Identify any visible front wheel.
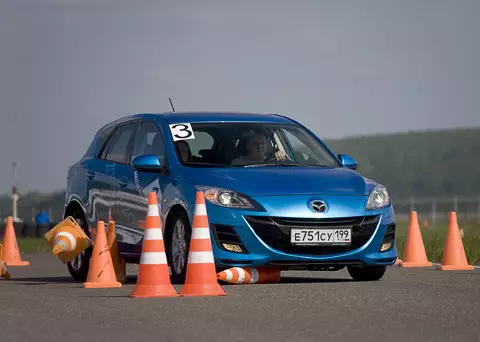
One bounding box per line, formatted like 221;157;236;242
347;265;386;281
66;208;93;282
166;210;192;284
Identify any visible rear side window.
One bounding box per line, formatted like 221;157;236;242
84;126;114;158
103;122;139;163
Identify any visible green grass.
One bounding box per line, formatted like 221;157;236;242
11;221;480;265
16;237;51;253
395;220;480;265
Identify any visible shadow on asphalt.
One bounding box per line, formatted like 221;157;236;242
8;275;357;287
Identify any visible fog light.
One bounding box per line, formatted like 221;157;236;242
381;241;393;252
222;243;243;253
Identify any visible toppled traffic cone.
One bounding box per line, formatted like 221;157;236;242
83;221;122;288
217;267;281;284
179;191;226;297
130;192;178;298
399;211;433;268
1;216;29;266
44;216;91;263
0;244;11;280
436;212;474;271
106;220;126;283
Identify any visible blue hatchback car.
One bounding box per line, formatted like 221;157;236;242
64;112;397;283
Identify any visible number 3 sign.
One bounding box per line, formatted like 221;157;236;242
169;123;196;141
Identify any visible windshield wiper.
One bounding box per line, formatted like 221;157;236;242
244;162;301;168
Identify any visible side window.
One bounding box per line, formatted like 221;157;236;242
104;122;138;163
84;126;114;158
130;121;166;165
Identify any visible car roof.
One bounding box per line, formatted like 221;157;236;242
98;111;295;132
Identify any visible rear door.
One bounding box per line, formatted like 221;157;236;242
83;125;116;234
114;119;171;254
95;120;140;236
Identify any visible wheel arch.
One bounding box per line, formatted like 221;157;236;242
64;200;85;218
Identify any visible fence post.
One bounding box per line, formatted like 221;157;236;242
410;197;415;211
454;196;458;213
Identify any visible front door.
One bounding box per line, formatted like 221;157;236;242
114;119;171;257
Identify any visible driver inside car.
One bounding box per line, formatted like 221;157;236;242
230;130;292;165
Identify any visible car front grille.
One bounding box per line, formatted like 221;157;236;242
243;215;381;255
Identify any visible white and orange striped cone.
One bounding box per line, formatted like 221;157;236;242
179;191;226;297
217;267;281;284
130;192;179;298
44;216;92;263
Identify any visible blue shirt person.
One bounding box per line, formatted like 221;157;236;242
35;209;51;225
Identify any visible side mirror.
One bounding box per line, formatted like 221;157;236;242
132;154;167;173
338;154;358;170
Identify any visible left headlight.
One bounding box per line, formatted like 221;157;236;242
195;186;260;210
366;185;390;210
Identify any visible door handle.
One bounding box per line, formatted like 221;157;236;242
117;176;128;189
86;169;95;180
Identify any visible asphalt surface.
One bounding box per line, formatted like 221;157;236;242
1;253;480;342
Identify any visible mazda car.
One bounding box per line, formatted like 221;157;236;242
63;112;397;283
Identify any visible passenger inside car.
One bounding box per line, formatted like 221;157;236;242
175;140;192;163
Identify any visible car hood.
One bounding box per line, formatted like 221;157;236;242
185;167;377;196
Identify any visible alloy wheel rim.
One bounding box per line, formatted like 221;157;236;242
171;219;187;275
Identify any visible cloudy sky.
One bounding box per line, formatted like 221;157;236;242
0;0;479;194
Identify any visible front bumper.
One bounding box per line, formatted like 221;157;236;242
205;196;397;270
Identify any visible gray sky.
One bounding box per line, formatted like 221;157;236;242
1;0;479;195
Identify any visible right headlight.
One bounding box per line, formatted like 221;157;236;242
195;185;262;210
366;185;390;210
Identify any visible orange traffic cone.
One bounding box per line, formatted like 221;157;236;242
130;192;178;298
436;212;474;271
179;191;226;297
83;221;122;288
217;267;281;284
399;211;432;268
0;244;11;280
106;220;127;283
44;216;91;263
1;216;29;266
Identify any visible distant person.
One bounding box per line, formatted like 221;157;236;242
35;209;51;235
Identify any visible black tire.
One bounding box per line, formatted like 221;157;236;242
165;210;192;285
65;207;93;282
347;265;387;281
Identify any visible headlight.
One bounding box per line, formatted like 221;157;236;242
366;185;390;210
195;186;259;210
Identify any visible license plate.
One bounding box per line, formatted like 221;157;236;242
290;228;352;246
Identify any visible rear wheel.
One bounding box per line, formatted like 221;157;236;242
65;207;93;282
347;265;386;281
165;210;192;284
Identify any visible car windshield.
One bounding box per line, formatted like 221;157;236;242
170;122;341;168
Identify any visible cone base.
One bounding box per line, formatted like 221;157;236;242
436;264;475;271
179;283;227;297
399;261;433;268
5;260;29;267
129;284;179;298
83;281;122;289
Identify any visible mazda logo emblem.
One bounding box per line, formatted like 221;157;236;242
310;200;328;213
